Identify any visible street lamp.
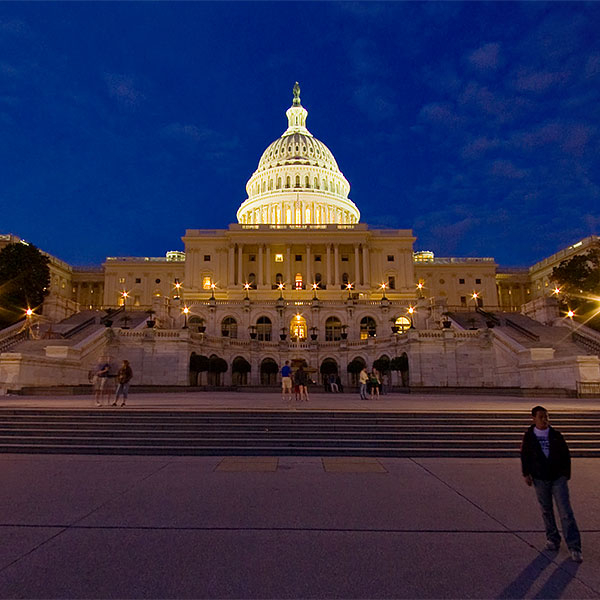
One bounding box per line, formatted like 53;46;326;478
243;282;251;300
173;279;182;300
310;326;319;341
210;283;216;300
471;291;479;310
417;282;424;298
182;306;190;329
380;282;388;300
277;282;285;299
345;282;353;301
311;282;319;300
121;291;129;308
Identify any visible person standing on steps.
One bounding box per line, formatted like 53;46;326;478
294;365;309;402
281;360;292;403
359;367;368;400
520;405;583;563
113;360;133;407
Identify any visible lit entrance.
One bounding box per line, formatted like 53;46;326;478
290;314;307;340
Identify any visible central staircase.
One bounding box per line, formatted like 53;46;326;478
0;409;599;457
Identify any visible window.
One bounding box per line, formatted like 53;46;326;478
325;317;342;341
275;254;283;262
387;255;394;262
204;255;211;262
439;279;445;284
360;316;377;339
394;316;411;334
119;277;126;284
295;255;302;261
248;273;256;289
135;278;141;284
134;295;140;306
459;278;465;284
460;296;467;306
315;255;321;262
249;255;256;262
221;317;238;338
341;255;349;262
256;316;272;341
295;272;303;289
388;276;396;290
155;278;161;284
475;278;481;284
295;175;300;187
203;277;212;289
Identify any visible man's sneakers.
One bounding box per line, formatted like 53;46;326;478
570;550;583;563
545;541;559;551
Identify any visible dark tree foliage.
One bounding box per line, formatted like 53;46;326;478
373;356;391;374
232;357;251;373
260;359;279;375
208;356;228;373
0;243;50;328
346;358;365;374
390;355;409;372
320;360;338;375
190;353;209;372
551;248;600;329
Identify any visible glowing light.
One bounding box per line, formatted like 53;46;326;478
407;306;415;315
210;283;216;290
552;286;561;295
121;291;129;299
472;292;479;299
25;308;34;317
174;282;182;290
243;283;251;290
567;310;575;318
380;282;387;290
278;282;285;291
346;282;353;291
311;283;319;291
417;282;424;290
182;306;190;315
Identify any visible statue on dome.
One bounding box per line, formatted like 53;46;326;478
293;81;301;106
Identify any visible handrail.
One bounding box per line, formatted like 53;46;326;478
572;331;600;355
0;330;28;353
476;307;501;325
62;316;97;338
505;318;540;342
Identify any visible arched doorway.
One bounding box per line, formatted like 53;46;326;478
260;357;279;385
290;314;307;340
391;352;410;387
232;356;251;386
207;354;228;386
325;316;342;341
320;358;339;392
347;356;366;387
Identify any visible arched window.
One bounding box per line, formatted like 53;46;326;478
314;177;319;189
394;316;411;334
295;175;301;187
360;316;377;339
305;208;311;222
275;272;283;285
305;176;310;188
323;179;328;191
290;314;307;340
248;272;256;289
256;316;272;341
341;272;349;289
221;317;238;338
295;272;303;290
315;272;322;285
286;207;292;223
325;316;342;341
277;177;281;189
261;181;266;193
286;176;291;189
268;179;273;190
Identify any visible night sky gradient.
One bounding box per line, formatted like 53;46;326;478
1;2;599;267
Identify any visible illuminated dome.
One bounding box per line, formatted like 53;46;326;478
237;83;360;226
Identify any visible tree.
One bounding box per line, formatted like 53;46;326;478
551;248;600;329
373;356;391;374
0;243;50;328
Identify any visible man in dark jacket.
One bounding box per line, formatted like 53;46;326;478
520;405;582;562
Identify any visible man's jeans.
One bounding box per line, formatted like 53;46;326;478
115;383;130;401
359;383;367;399
533;476;581;551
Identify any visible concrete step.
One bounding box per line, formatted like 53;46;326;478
1;409;599;457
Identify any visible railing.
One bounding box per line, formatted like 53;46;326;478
576;381;600;398
476;307;501;325
0;330;28;353
505;318;540;342
572;331;600;355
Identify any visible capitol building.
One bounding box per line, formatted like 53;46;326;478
1;85;599;394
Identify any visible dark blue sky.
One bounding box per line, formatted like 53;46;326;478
1;2;599;267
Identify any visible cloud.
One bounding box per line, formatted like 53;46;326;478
461;136;500;159
490;159;527;180
467;43;501;71
512;69;569;93
0;18;29;36
418;102;463;128
104;73;145;106
160;122;240;160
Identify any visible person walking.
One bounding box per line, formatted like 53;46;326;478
328;373;339;393
359;367;368;400
520;405;583;562
113;360;133;407
294;365;309;402
281;360;293;403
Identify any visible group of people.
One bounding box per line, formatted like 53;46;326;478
358;367;382;400
90;357;133;407
280;361;311;403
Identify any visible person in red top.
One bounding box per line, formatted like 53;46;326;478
520;405;582;562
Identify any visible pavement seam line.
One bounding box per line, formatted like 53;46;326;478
409;457;600;596
0;459;175;575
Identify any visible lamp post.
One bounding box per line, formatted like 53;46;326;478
471;291;479;310
248;324;257;340
310;326;319;341
277;282;285;300
345;282;353;300
243;282;251;300
417;282;424;298
210;283;216;300
380;282;388;300
311;282;319;300
182;306;189;329
25;308;34;339
121;291;128;311
174;279;182;300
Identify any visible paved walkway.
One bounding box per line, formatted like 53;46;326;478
0;392;598;598
1;389;599;412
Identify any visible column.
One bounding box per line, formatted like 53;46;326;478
305;244;312;285
334;244;340;287
285;245;292;286
228;245;235;288
362;245;370;288
326;244;332;286
258;245;264;287
354;244;360;287
265;245;272;288
237;244;243;286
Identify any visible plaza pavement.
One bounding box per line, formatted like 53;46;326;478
0;390;598;598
